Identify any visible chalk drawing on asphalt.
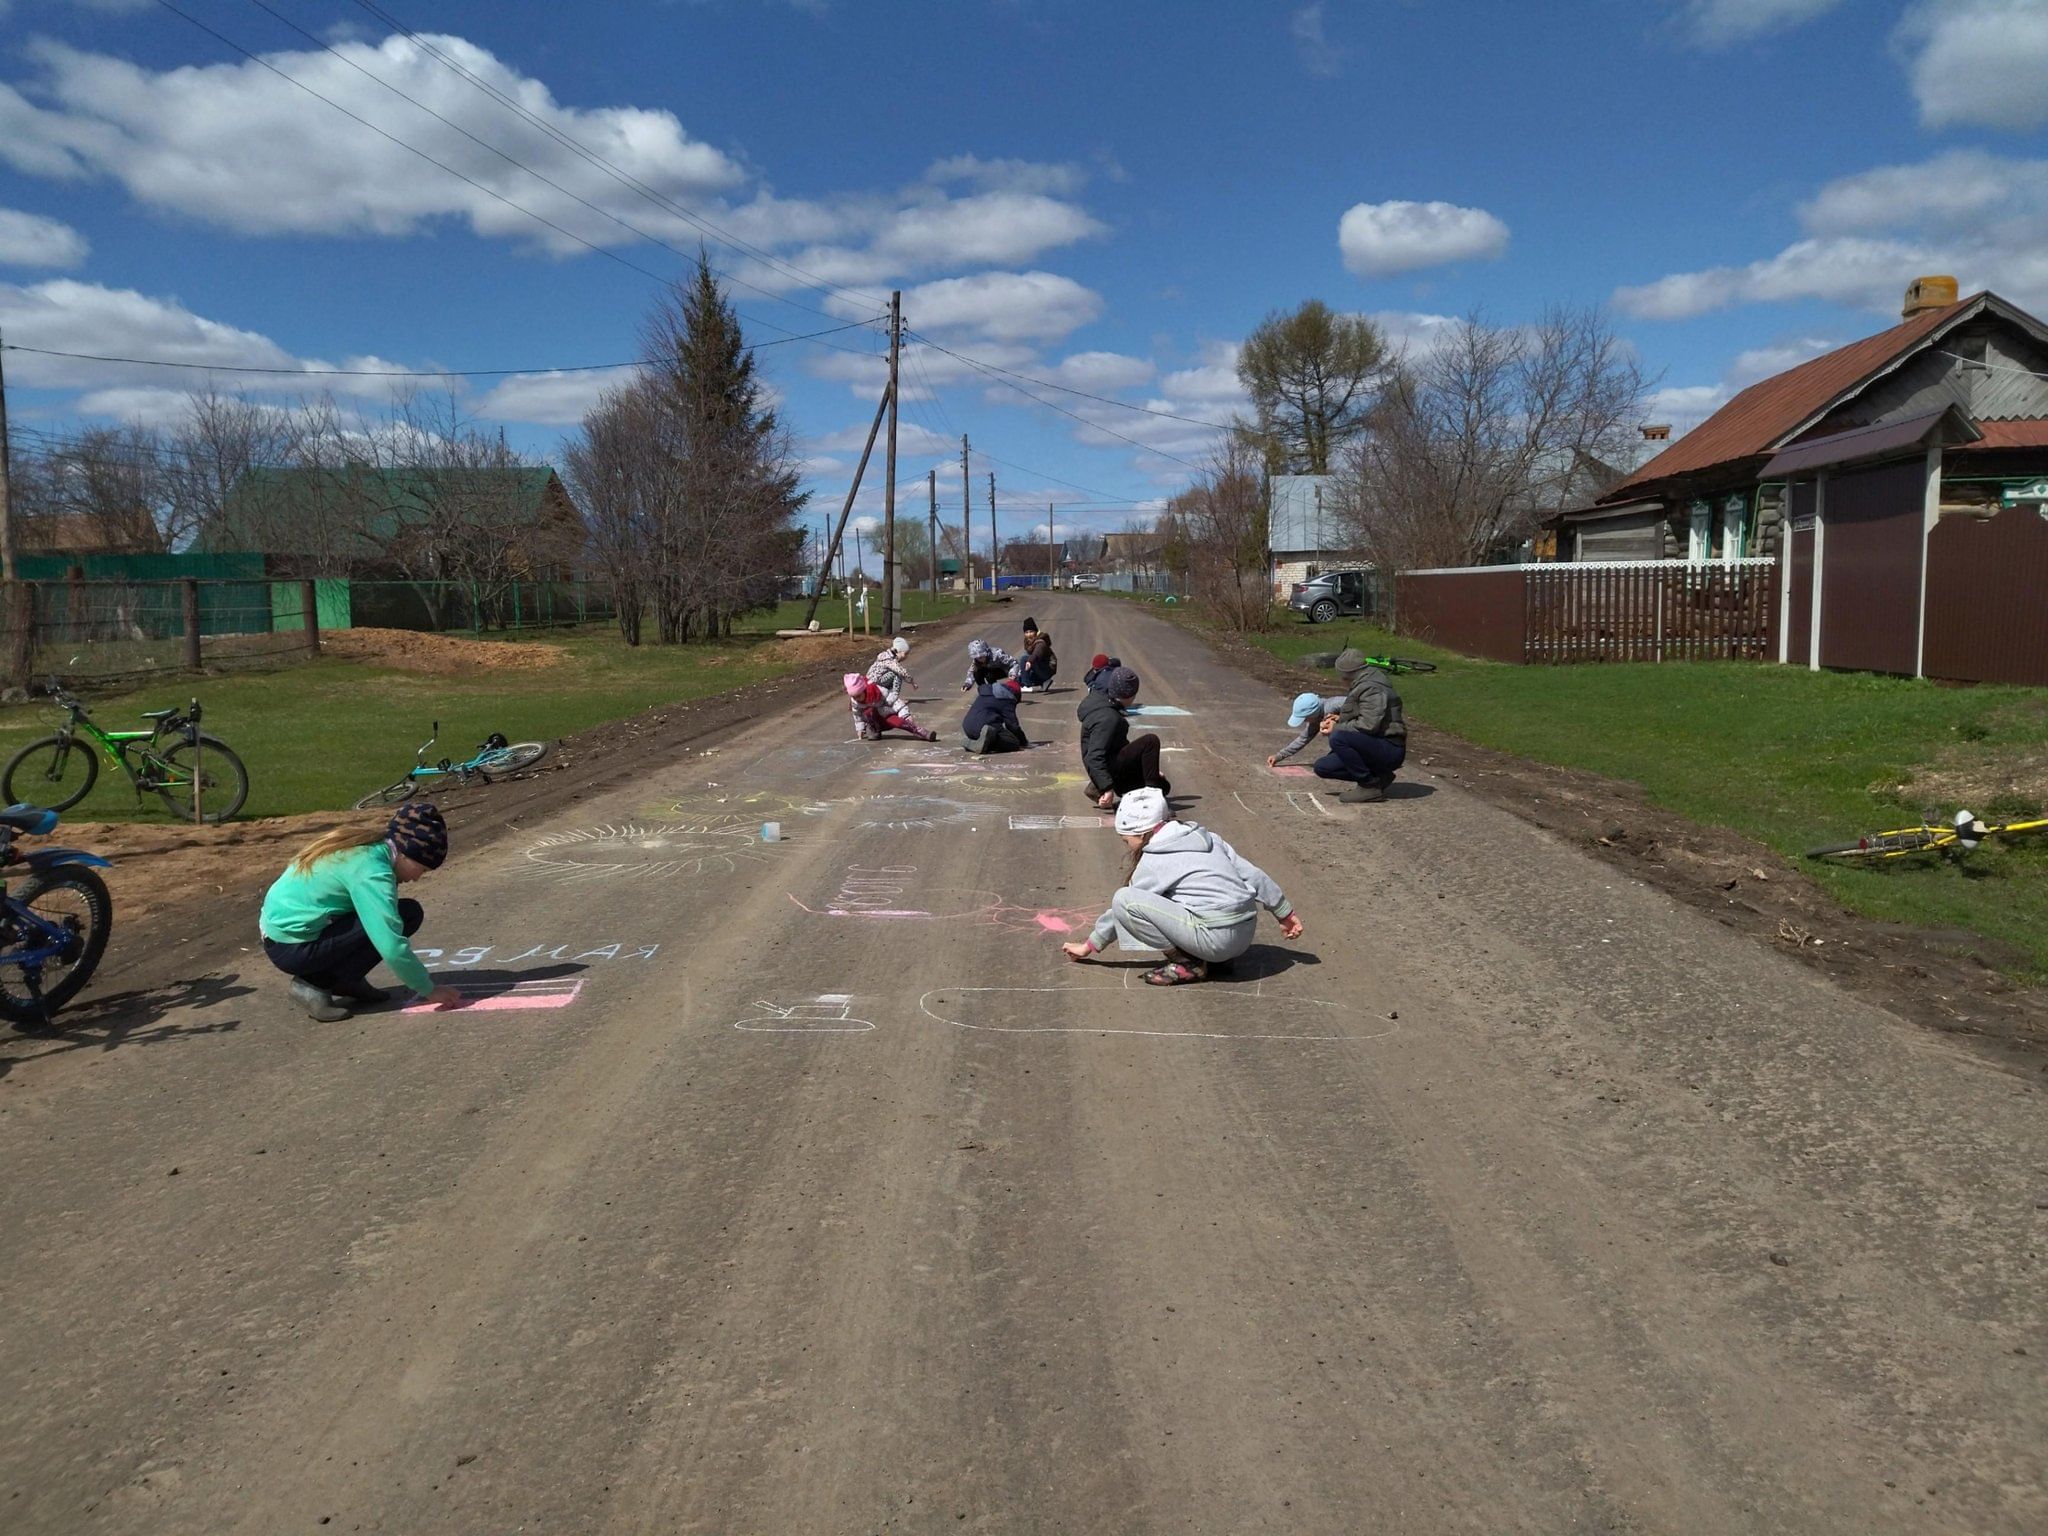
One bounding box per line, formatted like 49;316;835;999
1271;764;1315;777
1007;814;1110;831
652;788;836;822
523;822;772;883
734;996;875;1033
401;978;585;1014
1125;705;1193;717
421;942;658;968
917;984;1399;1043
841;794;999;830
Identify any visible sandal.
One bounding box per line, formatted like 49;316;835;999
1142;958;1207;986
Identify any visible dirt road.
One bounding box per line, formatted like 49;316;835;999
2;596;2041;1533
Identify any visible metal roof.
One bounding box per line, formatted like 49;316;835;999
1602;294;1990;501
1760;406;1979;478
1955;418;2048;452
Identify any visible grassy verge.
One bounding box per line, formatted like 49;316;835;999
733;591;973;634
1197;605;2048;978
0;626;871;823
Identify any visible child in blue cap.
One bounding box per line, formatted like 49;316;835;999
1267;689;1346;769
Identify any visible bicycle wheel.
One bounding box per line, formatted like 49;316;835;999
353;778;420;812
2;735;98;813
475;740;549;777
150;735;249;824
0;866;113;1026
1385;657;1438;674
1804;829;1945;861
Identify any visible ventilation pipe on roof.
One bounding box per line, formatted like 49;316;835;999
1641;424;1672;441
1903;275;1959;319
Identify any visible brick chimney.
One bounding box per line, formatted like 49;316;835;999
1641;424;1672;442
1903;275;1958;319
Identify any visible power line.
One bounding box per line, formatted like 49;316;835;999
239;0;856;327
345;0;891;312
1;318;878;378
150;0;881;356
911;331;1238;431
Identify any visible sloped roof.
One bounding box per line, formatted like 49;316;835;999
1957;417;2048;451
217;465;570;551
17;509;165;555
1602;294;1986;502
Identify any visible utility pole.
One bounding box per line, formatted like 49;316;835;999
961;434;974;605
988;471;999;594
1048;503;1056;589
927;469;938;597
801;377;891;628
882;290;901;636
0;330;14;583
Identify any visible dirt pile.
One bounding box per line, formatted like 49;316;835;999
323;628;566;674
59;811;380;927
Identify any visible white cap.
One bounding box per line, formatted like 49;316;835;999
1114;787;1170;835
890;635;910;656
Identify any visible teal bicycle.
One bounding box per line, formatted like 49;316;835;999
354;722;550;810
3;681;248;823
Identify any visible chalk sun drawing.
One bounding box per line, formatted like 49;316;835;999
841;794;999;830
919;983;1401;1043
523;822;772;883
1008;814;1109;831
651;788;836;823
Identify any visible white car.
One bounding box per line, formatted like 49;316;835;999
1067;573;1102;591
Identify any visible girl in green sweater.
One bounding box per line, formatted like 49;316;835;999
259;802;463;1021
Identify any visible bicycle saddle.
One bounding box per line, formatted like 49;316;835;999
0;804;59;835
140;708;179;722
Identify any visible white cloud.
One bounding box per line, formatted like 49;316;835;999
473;368;637;427
0;34;745;250
1644;383;1734;421
809;419;953;455
1617;149;2048;319
1291;4;1343;76
924;155;1087;198
0;207;87;267
888;270;1103;344
1050;351;1154;392
0;278;304;389
1678;0;1844;46
1897;0;2048;131
1339;200;1508;278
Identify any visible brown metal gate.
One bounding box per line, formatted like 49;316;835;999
1922;505;2048;686
1817;458;1925;676
1785;482;1815;667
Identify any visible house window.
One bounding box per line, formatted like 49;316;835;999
1720;494;1746;562
1687;500;1711;562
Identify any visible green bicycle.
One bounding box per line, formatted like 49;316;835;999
2;681;249;824
1302;649;1438;675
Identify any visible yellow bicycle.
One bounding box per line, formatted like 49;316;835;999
1805;810;2048;863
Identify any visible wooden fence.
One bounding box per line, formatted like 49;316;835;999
1396;560;1779;664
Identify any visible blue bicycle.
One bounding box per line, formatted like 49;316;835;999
353;721;550;810
0;804;113;1027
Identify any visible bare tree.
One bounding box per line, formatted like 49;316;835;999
1169;438;1270;630
1237;300;1389;473
162;387;291;551
1338;306;1648;577
19;424;167;551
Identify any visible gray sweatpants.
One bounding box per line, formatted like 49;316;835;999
1104;888;1257;962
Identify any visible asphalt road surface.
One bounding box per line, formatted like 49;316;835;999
2;595;2042;1534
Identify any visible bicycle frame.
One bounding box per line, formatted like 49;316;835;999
43;689;202;790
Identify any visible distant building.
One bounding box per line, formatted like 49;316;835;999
1267;474;1345;594
17;507;165;558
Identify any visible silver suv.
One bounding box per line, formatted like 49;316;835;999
1287;568;1375;624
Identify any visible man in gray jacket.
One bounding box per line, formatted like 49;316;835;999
1312;647;1407;803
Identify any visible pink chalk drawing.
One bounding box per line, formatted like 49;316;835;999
1035;912;1075;933
402;978;585;1014
1271;764;1315;777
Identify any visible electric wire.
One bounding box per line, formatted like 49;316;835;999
344;0;891;311
150;0;882;355
240;0;857;326
910;331;1237;432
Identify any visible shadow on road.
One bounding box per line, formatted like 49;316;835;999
1216;944;1321;981
0;973;254;1079
1386;782;1436;801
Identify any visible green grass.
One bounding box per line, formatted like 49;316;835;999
1222;609;2048;978
0;626;861;824
733;590;973;634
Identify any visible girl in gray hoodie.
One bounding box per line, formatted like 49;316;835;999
1061;788;1305;985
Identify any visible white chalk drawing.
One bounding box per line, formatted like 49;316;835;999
919;983;1400;1043
652;788;837;823
524;822;773;883
1286;792;1334;818
786;884;1094;932
421;941;660;967
1008;814;1109;831
1125;705;1193;717
734;995;875;1033
842;794;999;830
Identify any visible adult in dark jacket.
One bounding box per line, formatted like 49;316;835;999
962;677;1029;754
1077;666;1169;809
1312;647;1407;803
1018;618;1057;690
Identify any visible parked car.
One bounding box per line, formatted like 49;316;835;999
1067;573;1102;591
1287;568;1376;623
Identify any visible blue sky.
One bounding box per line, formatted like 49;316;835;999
3;0;2046;541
